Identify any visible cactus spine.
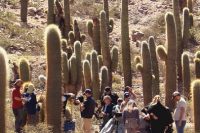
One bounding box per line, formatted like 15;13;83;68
91;50;100;100
156;13;177;109
182;8;190;49
83;60;92;89
62;52;69;85
100;10;112;85
87;18;101;54
121;0;132;87
182;53;191;99
45;24;62;132
20;0;28;22
100;66;109;96
148;36;160;96
64;0;71;39
47;0;55;24
136;42;152;106
19;58;30;82
173;0;183;90
0;47;8;133
192;80;200;132
111;46;119;72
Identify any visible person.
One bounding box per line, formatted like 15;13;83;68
145;95;174;133
123;86;137;100
122;100;140;133
101;86;119;106
120;92;131;111
112;98;124;133
12;79;24;133
80;89;96;133
24;83;37;125
101;95;114;129
173;91;187;133
38;74;46;90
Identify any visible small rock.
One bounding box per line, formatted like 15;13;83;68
28;7;37;16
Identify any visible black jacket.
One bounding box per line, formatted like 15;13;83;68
81;96;96;118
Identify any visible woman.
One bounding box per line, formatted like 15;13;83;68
25;83;37;125
123;100;139;133
101;95;114;129
144;95;173;133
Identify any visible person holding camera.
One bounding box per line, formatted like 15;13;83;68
80;89;96;133
101;86;119;106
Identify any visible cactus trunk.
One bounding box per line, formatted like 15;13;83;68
0;47;8;133
173;0;183;90
192;80;200;132
182;53;191;99
19;58;30;82
47;0;55;24
148;36;160;96
62;52;69;85
100;11;112;85
45;25;62;132
64;0;71;39
83;60;92;89
20;0;28;22
100;66;109;96
121;0;132;87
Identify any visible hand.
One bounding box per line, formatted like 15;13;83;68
150;113;158;120
178;120;182;127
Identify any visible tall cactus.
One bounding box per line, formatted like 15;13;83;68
85;52;91;63
69;55;77;85
62;52;69;85
87;18;101;54
64;0;71;39
0;47;8;133
100;10;112;85
100;66;109;96
45;24;62;132
103;0;113;33
91;50;100;100
148;36;160;96
20;0;28;22
19;58;30;82
136;41;152;106
47;0;55;24
182;8;190;49
156;13;177;109
111;46;119;72
83;60;92;89
121;0;132;87
98;55;103;71
195;51;200;79
173;0;183;90
182;53;191;99
74;41;82;85
192;80;200;132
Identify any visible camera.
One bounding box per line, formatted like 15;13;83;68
76;95;84;103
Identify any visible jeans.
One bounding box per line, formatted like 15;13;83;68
175;121;186;133
13;107;24;132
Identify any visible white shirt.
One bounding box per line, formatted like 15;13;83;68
174;97;187;121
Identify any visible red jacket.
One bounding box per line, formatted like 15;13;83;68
12;87;23;109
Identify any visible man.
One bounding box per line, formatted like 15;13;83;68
124;86;137;100
12;79;24;133
120;92;131;112
173;91;187;133
101;86;119;106
80;89;96;133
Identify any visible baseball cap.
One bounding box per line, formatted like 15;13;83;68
83;89;92;95
172;91;180;99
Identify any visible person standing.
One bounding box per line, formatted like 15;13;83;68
123;100;140;133
101;86;119;106
25;83;37;125
12;79;24;133
80;89;96;133
120;92;131;112
173;91;187;133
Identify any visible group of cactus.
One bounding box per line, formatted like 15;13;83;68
173;0;193;90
